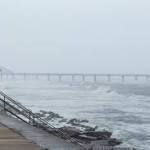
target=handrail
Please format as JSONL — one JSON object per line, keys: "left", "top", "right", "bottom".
{"left": 0, "top": 91, "right": 86, "bottom": 149}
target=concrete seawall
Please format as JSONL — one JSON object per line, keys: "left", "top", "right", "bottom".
{"left": 0, "top": 112, "right": 82, "bottom": 150}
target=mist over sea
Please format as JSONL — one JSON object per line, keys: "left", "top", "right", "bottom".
{"left": 0, "top": 80, "right": 150, "bottom": 150}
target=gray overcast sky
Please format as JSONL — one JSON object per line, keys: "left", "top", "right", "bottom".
{"left": 0, "top": 0, "right": 150, "bottom": 73}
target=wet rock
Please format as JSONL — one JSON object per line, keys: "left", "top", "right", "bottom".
{"left": 80, "top": 119, "right": 89, "bottom": 123}
{"left": 83, "top": 131, "right": 112, "bottom": 140}
{"left": 40, "top": 110, "right": 48, "bottom": 115}
{"left": 73, "top": 131, "right": 114, "bottom": 144}
{"left": 32, "top": 110, "right": 133, "bottom": 150}
{"left": 107, "top": 138, "right": 122, "bottom": 146}
{"left": 90, "top": 138, "right": 122, "bottom": 147}
{"left": 47, "top": 111, "right": 63, "bottom": 119}
{"left": 35, "top": 112, "right": 46, "bottom": 118}
{"left": 58, "top": 127, "right": 81, "bottom": 137}
{"left": 35, "top": 110, "right": 64, "bottom": 122}
{"left": 67, "top": 118, "right": 97, "bottom": 131}
{"left": 84, "top": 126, "right": 98, "bottom": 132}
{"left": 45, "top": 115, "right": 54, "bottom": 121}
{"left": 67, "top": 118, "right": 80, "bottom": 125}
{"left": 59, "top": 118, "right": 68, "bottom": 123}
{"left": 91, "top": 138, "right": 122, "bottom": 147}
{"left": 67, "top": 118, "right": 89, "bottom": 125}
{"left": 76, "top": 134, "right": 98, "bottom": 143}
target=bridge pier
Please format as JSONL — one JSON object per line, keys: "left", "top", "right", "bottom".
{"left": 23, "top": 73, "right": 27, "bottom": 80}
{"left": 82, "top": 75, "right": 85, "bottom": 82}
{"left": 72, "top": 75, "right": 75, "bottom": 82}
{"left": 48, "top": 74, "right": 51, "bottom": 81}
{"left": 134, "top": 75, "right": 138, "bottom": 81}
{"left": 94, "top": 75, "right": 97, "bottom": 83}
{"left": 58, "top": 75, "right": 62, "bottom": 82}
{"left": 146, "top": 75, "right": 150, "bottom": 81}
{"left": 107, "top": 75, "right": 111, "bottom": 83}
{"left": 121, "top": 75, "right": 125, "bottom": 83}
{"left": 36, "top": 74, "right": 39, "bottom": 80}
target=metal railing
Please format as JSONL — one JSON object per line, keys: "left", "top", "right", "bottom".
{"left": 0, "top": 91, "right": 86, "bottom": 150}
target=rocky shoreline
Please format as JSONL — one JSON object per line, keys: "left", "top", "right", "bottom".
{"left": 35, "top": 110, "right": 135, "bottom": 150}
{"left": 35, "top": 110, "right": 98, "bottom": 131}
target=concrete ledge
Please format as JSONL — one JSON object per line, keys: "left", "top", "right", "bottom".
{"left": 0, "top": 112, "right": 82, "bottom": 150}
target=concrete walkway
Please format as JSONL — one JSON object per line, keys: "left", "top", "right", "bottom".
{"left": 0, "top": 124, "right": 41, "bottom": 150}
{"left": 0, "top": 112, "right": 83, "bottom": 150}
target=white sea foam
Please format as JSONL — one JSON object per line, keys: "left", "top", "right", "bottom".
{"left": 0, "top": 80, "right": 150, "bottom": 150}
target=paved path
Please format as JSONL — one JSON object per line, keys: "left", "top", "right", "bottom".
{"left": 0, "top": 112, "right": 83, "bottom": 150}
{"left": 0, "top": 123, "right": 41, "bottom": 150}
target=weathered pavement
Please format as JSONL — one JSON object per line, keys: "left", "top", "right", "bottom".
{"left": 0, "top": 112, "right": 83, "bottom": 150}
{"left": 0, "top": 123, "right": 41, "bottom": 150}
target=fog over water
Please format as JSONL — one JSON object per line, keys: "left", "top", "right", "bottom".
{"left": 0, "top": 0, "right": 150, "bottom": 73}
{"left": 0, "top": 0, "right": 150, "bottom": 150}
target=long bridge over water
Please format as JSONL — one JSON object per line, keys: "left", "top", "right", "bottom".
{"left": 1, "top": 73, "right": 150, "bottom": 83}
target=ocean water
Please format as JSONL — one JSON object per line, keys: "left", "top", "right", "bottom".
{"left": 0, "top": 80, "right": 150, "bottom": 150}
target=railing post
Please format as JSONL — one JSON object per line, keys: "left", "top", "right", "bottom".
{"left": 29, "top": 111, "right": 31, "bottom": 124}
{"left": 3, "top": 96, "right": 6, "bottom": 111}
{"left": 32, "top": 114, "right": 35, "bottom": 126}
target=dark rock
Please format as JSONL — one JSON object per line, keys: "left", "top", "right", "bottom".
{"left": 91, "top": 140, "right": 112, "bottom": 146}
{"left": 47, "top": 111, "right": 63, "bottom": 119}
{"left": 91, "top": 138, "right": 122, "bottom": 147}
{"left": 83, "top": 131, "right": 112, "bottom": 140}
{"left": 35, "top": 112, "right": 45, "bottom": 118}
{"left": 36, "top": 110, "right": 64, "bottom": 121}
{"left": 77, "top": 134, "right": 98, "bottom": 142}
{"left": 67, "top": 118, "right": 98, "bottom": 132}
{"left": 84, "top": 126, "right": 98, "bottom": 132}
{"left": 33, "top": 110, "right": 132, "bottom": 150}
{"left": 59, "top": 118, "right": 68, "bottom": 123}
{"left": 67, "top": 118, "right": 89, "bottom": 125}
{"left": 40, "top": 110, "right": 48, "bottom": 115}
{"left": 67, "top": 118, "right": 79, "bottom": 125}
{"left": 107, "top": 138, "right": 122, "bottom": 146}
{"left": 58, "top": 127, "right": 81, "bottom": 137}
{"left": 80, "top": 119, "right": 89, "bottom": 123}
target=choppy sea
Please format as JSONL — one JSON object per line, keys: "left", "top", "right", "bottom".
{"left": 0, "top": 80, "right": 150, "bottom": 150}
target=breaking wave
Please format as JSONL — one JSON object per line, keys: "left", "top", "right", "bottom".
{"left": 0, "top": 80, "right": 150, "bottom": 149}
